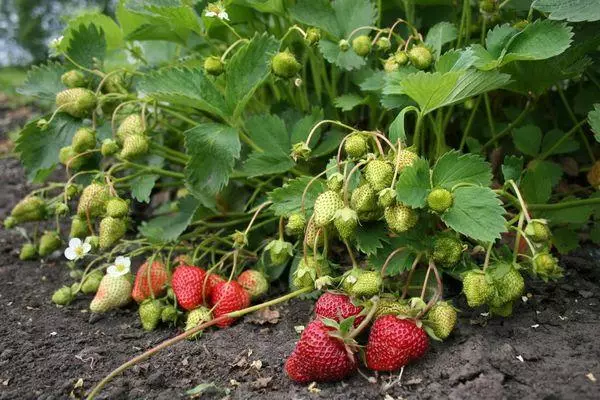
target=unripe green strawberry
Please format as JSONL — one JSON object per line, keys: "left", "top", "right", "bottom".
{"left": 375, "top": 37, "right": 391, "bottom": 52}
{"left": 313, "top": 190, "right": 344, "bottom": 227}
{"left": 77, "top": 183, "right": 110, "bottom": 217}
{"left": 90, "top": 273, "right": 132, "bottom": 313}
{"left": 344, "top": 133, "right": 369, "bottom": 159}
{"left": 462, "top": 270, "right": 494, "bottom": 307}
{"left": 52, "top": 286, "right": 75, "bottom": 306}
{"left": 384, "top": 204, "right": 418, "bottom": 233}
{"left": 489, "top": 301, "right": 513, "bottom": 317}
{"left": 427, "top": 188, "right": 453, "bottom": 213}
{"left": 11, "top": 196, "right": 47, "bottom": 223}
{"left": 101, "top": 139, "right": 119, "bottom": 157}
{"left": 19, "top": 243, "right": 37, "bottom": 260}
{"left": 525, "top": 220, "right": 551, "bottom": 243}
{"left": 72, "top": 127, "right": 96, "bottom": 153}
{"left": 333, "top": 207, "right": 359, "bottom": 240}
{"left": 351, "top": 184, "right": 377, "bottom": 213}
{"left": 65, "top": 183, "right": 81, "bottom": 200}
{"left": 305, "top": 27, "right": 321, "bottom": 45}
{"left": 237, "top": 269, "right": 269, "bottom": 299}
{"left": 292, "top": 256, "right": 330, "bottom": 289}
{"left": 391, "top": 149, "right": 418, "bottom": 172}
{"left": 285, "top": 213, "right": 306, "bottom": 236}
{"left": 374, "top": 298, "right": 411, "bottom": 319}
{"left": 479, "top": 0, "right": 497, "bottom": 14}
{"left": 408, "top": 45, "right": 433, "bottom": 70}
{"left": 383, "top": 57, "right": 399, "bottom": 72}
{"left": 59, "top": 146, "right": 87, "bottom": 170}
{"left": 394, "top": 50, "right": 409, "bottom": 65}
{"left": 348, "top": 270, "right": 382, "bottom": 298}
{"left": 352, "top": 35, "right": 371, "bottom": 56}
{"left": 204, "top": 56, "right": 224, "bottom": 76}
{"left": 85, "top": 235, "right": 100, "bottom": 250}
{"left": 533, "top": 252, "right": 562, "bottom": 281}
{"left": 426, "top": 301, "right": 457, "bottom": 340}
{"left": 81, "top": 270, "right": 104, "bottom": 294}
{"left": 38, "top": 231, "right": 62, "bottom": 257}
{"left": 378, "top": 188, "right": 396, "bottom": 208}
{"left": 432, "top": 236, "right": 463, "bottom": 266}
{"left": 61, "top": 70, "right": 87, "bottom": 88}
{"left": 70, "top": 216, "right": 90, "bottom": 238}
{"left": 185, "top": 306, "right": 212, "bottom": 339}
{"left": 120, "top": 134, "right": 149, "bottom": 160}
{"left": 161, "top": 305, "right": 178, "bottom": 324}
{"left": 364, "top": 160, "right": 393, "bottom": 191}
{"left": 106, "top": 197, "right": 129, "bottom": 218}
{"left": 341, "top": 267, "right": 363, "bottom": 293}
{"left": 265, "top": 239, "right": 294, "bottom": 265}
{"left": 102, "top": 74, "right": 127, "bottom": 94}
{"left": 231, "top": 230, "right": 248, "bottom": 248}
{"left": 327, "top": 173, "right": 344, "bottom": 192}
{"left": 338, "top": 39, "right": 350, "bottom": 51}
{"left": 116, "top": 114, "right": 144, "bottom": 143}
{"left": 139, "top": 299, "right": 163, "bottom": 331}
{"left": 272, "top": 50, "right": 301, "bottom": 78}
{"left": 99, "top": 217, "right": 127, "bottom": 249}
{"left": 55, "top": 88, "right": 97, "bottom": 118}
{"left": 290, "top": 141, "right": 311, "bottom": 161}
{"left": 490, "top": 264, "right": 524, "bottom": 306}
{"left": 51, "top": 202, "right": 69, "bottom": 216}
{"left": 304, "top": 217, "right": 325, "bottom": 248}
{"left": 4, "top": 217, "right": 16, "bottom": 229}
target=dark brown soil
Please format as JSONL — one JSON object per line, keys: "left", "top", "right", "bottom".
{"left": 1, "top": 107, "right": 599, "bottom": 400}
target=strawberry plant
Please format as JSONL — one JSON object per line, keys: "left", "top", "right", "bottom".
{"left": 5, "top": 0, "right": 600, "bottom": 397}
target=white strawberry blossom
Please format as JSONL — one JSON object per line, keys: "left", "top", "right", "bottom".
{"left": 205, "top": 2, "right": 229, "bottom": 20}
{"left": 107, "top": 256, "right": 131, "bottom": 277}
{"left": 64, "top": 238, "right": 91, "bottom": 261}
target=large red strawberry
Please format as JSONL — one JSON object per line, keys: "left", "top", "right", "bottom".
{"left": 314, "top": 292, "right": 364, "bottom": 327}
{"left": 209, "top": 281, "right": 250, "bottom": 328}
{"left": 366, "top": 315, "right": 429, "bottom": 371}
{"left": 132, "top": 260, "right": 168, "bottom": 303}
{"left": 285, "top": 319, "right": 357, "bottom": 383}
{"left": 171, "top": 265, "right": 206, "bottom": 311}
{"left": 204, "top": 272, "right": 225, "bottom": 299}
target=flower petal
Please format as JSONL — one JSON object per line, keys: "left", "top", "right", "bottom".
{"left": 205, "top": 11, "right": 217, "bottom": 17}
{"left": 68, "top": 238, "right": 82, "bottom": 249}
{"left": 64, "top": 247, "right": 77, "bottom": 260}
{"left": 81, "top": 243, "right": 92, "bottom": 253}
{"left": 219, "top": 11, "right": 229, "bottom": 20}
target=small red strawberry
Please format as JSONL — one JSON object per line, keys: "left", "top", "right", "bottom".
{"left": 314, "top": 292, "right": 364, "bottom": 326}
{"left": 171, "top": 265, "right": 206, "bottom": 311}
{"left": 366, "top": 315, "right": 429, "bottom": 371}
{"left": 285, "top": 319, "right": 357, "bottom": 383}
{"left": 204, "top": 272, "right": 225, "bottom": 299}
{"left": 209, "top": 281, "right": 251, "bottom": 328}
{"left": 132, "top": 260, "right": 169, "bottom": 303}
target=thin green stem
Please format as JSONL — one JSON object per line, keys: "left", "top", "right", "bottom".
{"left": 481, "top": 103, "right": 532, "bottom": 150}
{"left": 556, "top": 86, "right": 595, "bottom": 162}
{"left": 537, "top": 119, "right": 587, "bottom": 161}
{"left": 459, "top": 96, "right": 483, "bottom": 151}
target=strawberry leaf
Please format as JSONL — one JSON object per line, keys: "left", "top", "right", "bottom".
{"left": 520, "top": 160, "right": 563, "bottom": 204}
{"left": 588, "top": 104, "right": 600, "bottom": 142}
{"left": 240, "top": 152, "right": 295, "bottom": 177}
{"left": 245, "top": 113, "right": 290, "bottom": 153}
{"left": 289, "top": 0, "right": 341, "bottom": 37}
{"left": 18, "top": 62, "right": 69, "bottom": 101}
{"left": 440, "top": 187, "right": 506, "bottom": 243}
{"left": 395, "top": 157, "right": 431, "bottom": 208}
{"left": 355, "top": 222, "right": 390, "bottom": 255}
{"left": 268, "top": 176, "right": 326, "bottom": 217}
{"left": 532, "top": 0, "right": 600, "bottom": 23}
{"left": 139, "top": 196, "right": 200, "bottom": 243}
{"left": 66, "top": 23, "right": 106, "bottom": 69}
{"left": 425, "top": 22, "right": 458, "bottom": 58}
{"left": 512, "top": 124, "right": 542, "bottom": 157}
{"left": 432, "top": 151, "right": 492, "bottom": 190}
{"left": 319, "top": 40, "right": 366, "bottom": 71}
{"left": 501, "top": 155, "right": 524, "bottom": 184}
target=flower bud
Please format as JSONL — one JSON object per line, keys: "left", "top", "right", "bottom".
{"left": 52, "top": 202, "right": 70, "bottom": 216}
{"left": 265, "top": 239, "right": 294, "bottom": 265}
{"left": 525, "top": 220, "right": 551, "bottom": 244}
{"left": 271, "top": 50, "right": 302, "bottom": 78}
{"left": 305, "top": 27, "right": 321, "bottom": 45}
{"left": 65, "top": 183, "right": 82, "bottom": 200}
{"left": 338, "top": 39, "right": 350, "bottom": 52}
{"left": 290, "top": 141, "right": 311, "bottom": 161}
{"left": 378, "top": 188, "right": 396, "bottom": 208}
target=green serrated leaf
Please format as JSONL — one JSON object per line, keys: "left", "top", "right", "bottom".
{"left": 520, "top": 160, "right": 563, "bottom": 204}
{"left": 432, "top": 151, "right": 492, "bottom": 190}
{"left": 290, "top": 108, "right": 324, "bottom": 145}
{"left": 441, "top": 186, "right": 506, "bottom": 243}
{"left": 66, "top": 23, "right": 106, "bottom": 69}
{"left": 138, "top": 67, "right": 228, "bottom": 119}
{"left": 245, "top": 113, "right": 290, "bottom": 153}
{"left": 501, "top": 155, "right": 524, "bottom": 184}
{"left": 62, "top": 12, "right": 124, "bottom": 51}
{"left": 588, "top": 104, "right": 600, "bottom": 142}
{"left": 184, "top": 123, "right": 241, "bottom": 201}
{"left": 18, "top": 62, "right": 68, "bottom": 101}
{"left": 551, "top": 227, "right": 580, "bottom": 254}
{"left": 15, "top": 114, "right": 80, "bottom": 182}
{"left": 225, "top": 33, "right": 280, "bottom": 118}
{"left": 125, "top": 0, "right": 201, "bottom": 43}
{"left": 334, "top": 93, "right": 366, "bottom": 111}
{"left": 389, "top": 106, "right": 419, "bottom": 143}
{"left": 139, "top": 196, "right": 200, "bottom": 243}
{"left": 425, "top": 22, "right": 458, "bottom": 58}
{"left": 289, "top": 0, "right": 340, "bottom": 37}
{"left": 435, "top": 49, "right": 477, "bottom": 73}
{"left": 319, "top": 40, "right": 366, "bottom": 71}
{"left": 538, "top": 196, "right": 595, "bottom": 224}
{"left": 312, "top": 130, "right": 345, "bottom": 158}
{"left": 268, "top": 176, "right": 326, "bottom": 217}
{"left": 512, "top": 124, "right": 542, "bottom": 156}
{"left": 532, "top": 0, "right": 600, "bottom": 22}
{"left": 392, "top": 70, "right": 511, "bottom": 115}
{"left": 241, "top": 152, "right": 295, "bottom": 177}
{"left": 368, "top": 235, "right": 421, "bottom": 276}
{"left": 360, "top": 70, "right": 385, "bottom": 91}
{"left": 541, "top": 128, "right": 580, "bottom": 155}
{"left": 333, "top": 0, "right": 377, "bottom": 38}
{"left": 131, "top": 175, "right": 158, "bottom": 203}
{"left": 355, "top": 222, "right": 390, "bottom": 255}
{"left": 395, "top": 157, "right": 431, "bottom": 208}
{"left": 485, "top": 24, "right": 519, "bottom": 58}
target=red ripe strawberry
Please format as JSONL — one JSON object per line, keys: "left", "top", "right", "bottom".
{"left": 172, "top": 265, "right": 206, "bottom": 311}
{"left": 132, "top": 260, "right": 168, "bottom": 303}
{"left": 204, "top": 272, "right": 225, "bottom": 299}
{"left": 314, "top": 292, "right": 364, "bottom": 327}
{"left": 366, "top": 315, "right": 429, "bottom": 371}
{"left": 285, "top": 319, "right": 357, "bottom": 383}
{"left": 209, "top": 281, "right": 250, "bottom": 328}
